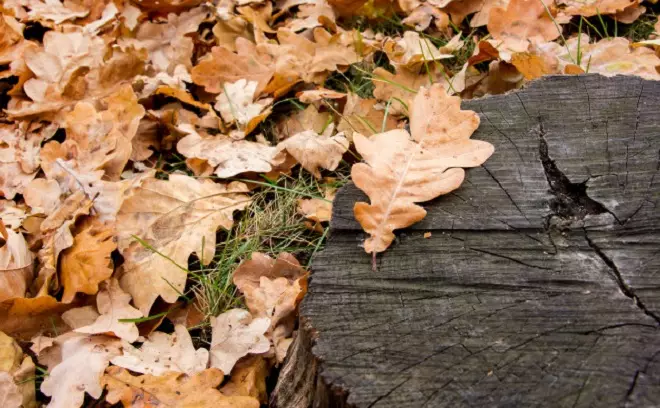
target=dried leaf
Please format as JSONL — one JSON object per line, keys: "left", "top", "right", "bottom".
{"left": 0, "top": 225, "right": 34, "bottom": 303}
{"left": 488, "top": 0, "right": 561, "bottom": 52}
{"left": 177, "top": 125, "right": 283, "bottom": 178}
{"left": 73, "top": 278, "right": 142, "bottom": 342}
{"left": 337, "top": 93, "right": 400, "bottom": 140}
{"left": 111, "top": 324, "right": 208, "bottom": 375}
{"left": 103, "top": 366, "right": 259, "bottom": 408}
{"left": 215, "top": 79, "right": 273, "bottom": 135}
{"left": 277, "top": 128, "right": 349, "bottom": 178}
{"left": 352, "top": 84, "right": 494, "bottom": 253}
{"left": 219, "top": 356, "right": 269, "bottom": 403}
{"left": 0, "top": 331, "right": 36, "bottom": 408}
{"left": 0, "top": 296, "right": 78, "bottom": 341}
{"left": 210, "top": 309, "right": 270, "bottom": 374}
{"left": 233, "top": 252, "right": 306, "bottom": 294}
{"left": 59, "top": 218, "right": 115, "bottom": 303}
{"left": 40, "top": 334, "right": 121, "bottom": 408}
{"left": 117, "top": 175, "right": 251, "bottom": 314}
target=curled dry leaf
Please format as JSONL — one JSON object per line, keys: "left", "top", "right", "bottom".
{"left": 0, "top": 224, "right": 34, "bottom": 303}
{"left": 103, "top": 366, "right": 260, "bottom": 408}
{"left": 384, "top": 31, "right": 453, "bottom": 69}
{"left": 40, "top": 334, "right": 121, "bottom": 408}
{"left": 191, "top": 39, "right": 274, "bottom": 95}
{"left": 296, "top": 88, "right": 346, "bottom": 104}
{"left": 277, "top": 104, "right": 332, "bottom": 141}
{"left": 233, "top": 253, "right": 307, "bottom": 361}
{"left": 59, "top": 218, "right": 115, "bottom": 303}
{"left": 352, "top": 84, "right": 494, "bottom": 254}
{"left": 177, "top": 124, "right": 283, "bottom": 178}
{"left": 337, "top": 93, "right": 400, "bottom": 140}
{"left": 210, "top": 309, "right": 271, "bottom": 374}
{"left": 111, "top": 324, "right": 209, "bottom": 376}
{"left": 0, "top": 296, "right": 79, "bottom": 341}
{"left": 298, "top": 188, "right": 336, "bottom": 231}
{"left": 73, "top": 278, "right": 142, "bottom": 342}
{"left": 0, "top": 331, "right": 36, "bottom": 408}
{"left": 219, "top": 355, "right": 269, "bottom": 403}
{"left": 215, "top": 79, "right": 273, "bottom": 137}
{"left": 277, "top": 126, "right": 349, "bottom": 178}
{"left": 117, "top": 175, "right": 251, "bottom": 314}
{"left": 371, "top": 66, "right": 433, "bottom": 116}
{"left": 558, "top": 0, "right": 635, "bottom": 16}
{"left": 488, "top": 0, "right": 561, "bottom": 52}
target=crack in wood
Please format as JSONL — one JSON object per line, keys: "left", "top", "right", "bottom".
{"left": 584, "top": 230, "right": 660, "bottom": 324}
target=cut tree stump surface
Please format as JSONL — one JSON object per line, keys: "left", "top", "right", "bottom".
{"left": 273, "top": 75, "right": 660, "bottom": 408}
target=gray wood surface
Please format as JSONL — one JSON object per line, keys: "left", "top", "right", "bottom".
{"left": 272, "top": 75, "right": 660, "bottom": 408}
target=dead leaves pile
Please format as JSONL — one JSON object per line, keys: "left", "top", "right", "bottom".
{"left": 0, "top": 0, "right": 658, "bottom": 406}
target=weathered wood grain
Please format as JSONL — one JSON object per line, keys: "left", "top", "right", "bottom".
{"left": 272, "top": 75, "right": 660, "bottom": 408}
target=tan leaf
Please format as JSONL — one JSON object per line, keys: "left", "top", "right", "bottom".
{"left": 60, "top": 306, "right": 100, "bottom": 330}
{"left": 297, "top": 188, "right": 336, "bottom": 225}
{"left": 59, "top": 218, "right": 115, "bottom": 303}
{"left": 177, "top": 125, "right": 282, "bottom": 178}
{"left": 488, "top": 0, "right": 561, "bottom": 52}
{"left": 24, "top": 0, "right": 89, "bottom": 24}
{"left": 296, "top": 88, "right": 346, "bottom": 103}
{"left": 103, "top": 366, "right": 259, "bottom": 408}
{"left": 0, "top": 225, "right": 34, "bottom": 303}
{"left": 0, "top": 331, "right": 36, "bottom": 408}
{"left": 337, "top": 93, "right": 400, "bottom": 140}
{"left": 40, "top": 334, "right": 121, "bottom": 408}
{"left": 117, "top": 175, "right": 251, "bottom": 314}
{"left": 219, "top": 356, "right": 269, "bottom": 403}
{"left": 383, "top": 31, "right": 453, "bottom": 68}
{"left": 372, "top": 66, "right": 431, "bottom": 116}
{"left": 191, "top": 39, "right": 274, "bottom": 95}
{"left": 233, "top": 252, "right": 306, "bottom": 294}
{"left": 214, "top": 79, "right": 273, "bottom": 135}
{"left": 558, "top": 0, "right": 635, "bottom": 16}
{"left": 285, "top": 0, "right": 336, "bottom": 32}
{"left": 277, "top": 104, "right": 332, "bottom": 141}
{"left": 277, "top": 127, "right": 349, "bottom": 178}
{"left": 352, "top": 84, "right": 494, "bottom": 254}
{"left": 111, "top": 324, "right": 209, "bottom": 376}
{"left": 0, "top": 296, "right": 79, "bottom": 341}
{"left": 210, "top": 309, "right": 270, "bottom": 374}
{"left": 73, "top": 278, "right": 142, "bottom": 342}
{"left": 0, "top": 122, "right": 57, "bottom": 199}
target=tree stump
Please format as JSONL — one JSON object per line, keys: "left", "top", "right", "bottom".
{"left": 271, "top": 75, "right": 660, "bottom": 408}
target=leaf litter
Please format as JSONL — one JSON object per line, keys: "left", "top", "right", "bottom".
{"left": 0, "top": 0, "right": 658, "bottom": 405}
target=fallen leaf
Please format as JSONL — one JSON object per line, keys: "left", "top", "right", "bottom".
{"left": 210, "top": 309, "right": 270, "bottom": 374}
{"left": 297, "top": 188, "right": 336, "bottom": 227}
{"left": 233, "top": 253, "right": 306, "bottom": 294}
{"left": 559, "top": 0, "right": 635, "bottom": 16}
{"left": 59, "top": 218, "right": 115, "bottom": 303}
{"left": 296, "top": 88, "right": 346, "bottom": 103}
{"left": 276, "top": 104, "right": 333, "bottom": 140}
{"left": 40, "top": 334, "right": 121, "bottom": 408}
{"left": 352, "top": 84, "right": 494, "bottom": 254}
{"left": 214, "top": 79, "right": 273, "bottom": 136}
{"left": 0, "top": 296, "right": 79, "bottom": 341}
{"left": 384, "top": 31, "right": 453, "bottom": 68}
{"left": 191, "top": 39, "right": 274, "bottom": 96}
{"left": 0, "top": 224, "right": 34, "bottom": 302}
{"left": 337, "top": 93, "right": 400, "bottom": 140}
{"left": 177, "top": 125, "right": 283, "bottom": 178}
{"left": 111, "top": 324, "right": 209, "bottom": 376}
{"left": 103, "top": 366, "right": 259, "bottom": 408}
{"left": 117, "top": 175, "right": 251, "bottom": 314}
{"left": 219, "top": 356, "right": 269, "bottom": 403}
{"left": 510, "top": 52, "right": 556, "bottom": 79}
{"left": 277, "top": 126, "right": 349, "bottom": 178}
{"left": 371, "top": 66, "right": 432, "bottom": 116}
{"left": 73, "top": 278, "right": 142, "bottom": 342}
{"left": 488, "top": 0, "right": 561, "bottom": 52}
{"left": 0, "top": 331, "right": 36, "bottom": 408}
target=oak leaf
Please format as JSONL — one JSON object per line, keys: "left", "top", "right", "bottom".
{"left": 219, "top": 356, "right": 269, "bottom": 403}
{"left": 276, "top": 104, "right": 333, "bottom": 141}
{"left": 0, "top": 296, "right": 79, "bottom": 341}
{"left": 371, "top": 66, "right": 433, "bottom": 116}
{"left": 384, "top": 31, "right": 453, "bottom": 68}
{"left": 40, "top": 334, "right": 121, "bottom": 408}
{"left": 488, "top": 0, "right": 561, "bottom": 52}
{"left": 277, "top": 126, "right": 349, "bottom": 178}
{"left": 352, "top": 84, "right": 494, "bottom": 254}
{"left": 59, "top": 218, "right": 115, "bottom": 303}
{"left": 558, "top": 0, "right": 635, "bottom": 16}
{"left": 0, "top": 331, "right": 36, "bottom": 408}
{"left": 233, "top": 253, "right": 306, "bottom": 293}
{"left": 111, "top": 324, "right": 209, "bottom": 376}
{"left": 210, "top": 309, "right": 270, "bottom": 374}
{"left": 0, "top": 224, "right": 34, "bottom": 303}
{"left": 191, "top": 39, "right": 274, "bottom": 96}
{"left": 117, "top": 175, "right": 251, "bottom": 314}
{"left": 337, "top": 93, "right": 400, "bottom": 140}
{"left": 214, "top": 79, "right": 273, "bottom": 137}
{"left": 176, "top": 125, "right": 284, "bottom": 178}
{"left": 103, "top": 366, "right": 260, "bottom": 408}
{"left": 297, "top": 188, "right": 336, "bottom": 230}
{"left": 73, "top": 278, "right": 142, "bottom": 342}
